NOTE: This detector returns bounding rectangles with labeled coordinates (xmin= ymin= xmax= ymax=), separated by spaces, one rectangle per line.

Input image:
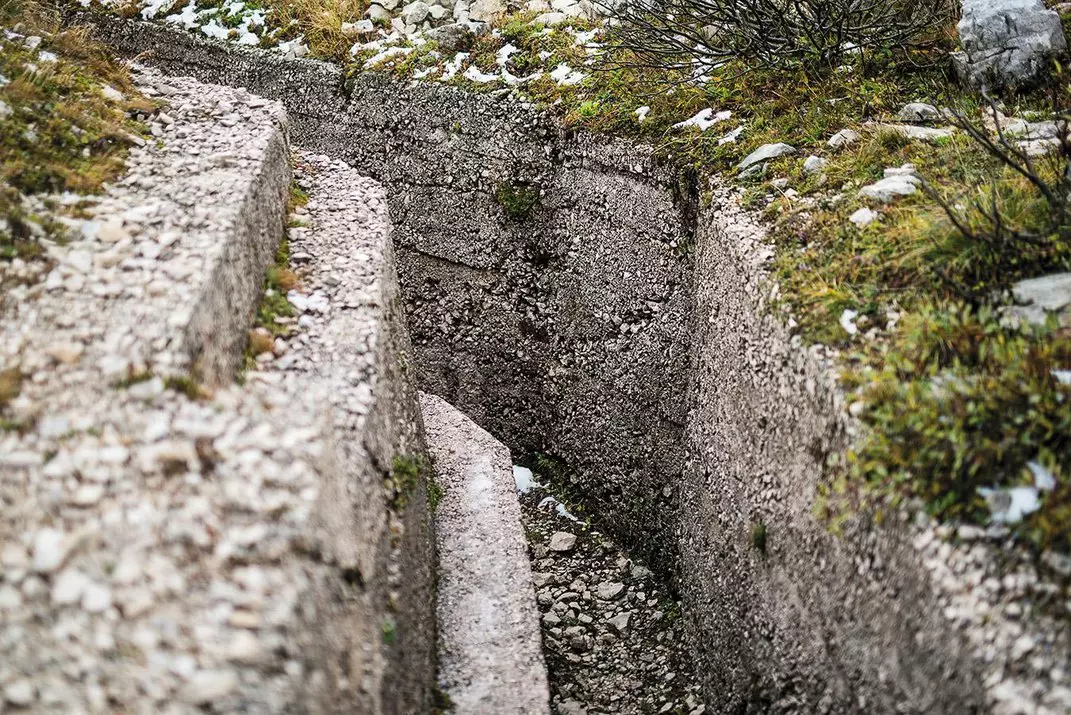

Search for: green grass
xmin=1 ymin=2 xmax=153 ymax=265
xmin=494 ymin=181 xmax=540 ymax=221
xmin=836 ymin=304 xmax=1071 ymax=551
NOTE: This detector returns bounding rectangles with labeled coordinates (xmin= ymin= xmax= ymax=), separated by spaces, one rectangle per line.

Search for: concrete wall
xmin=79 ymin=15 xmax=998 ymax=712
xmin=83 ymin=18 xmax=696 ymax=570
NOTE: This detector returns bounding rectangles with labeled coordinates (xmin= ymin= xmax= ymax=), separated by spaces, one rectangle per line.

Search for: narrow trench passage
xmin=513 ymin=466 xmax=706 ymax=715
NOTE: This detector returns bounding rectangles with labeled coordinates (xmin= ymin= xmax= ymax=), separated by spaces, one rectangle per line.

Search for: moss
xmin=427 ymin=480 xmax=444 ymax=513
xmin=381 ymin=617 xmax=396 ymax=645
xmin=388 ymin=454 xmax=426 ymax=510
xmin=163 ymin=374 xmax=210 ymax=400
xmin=494 ymin=181 xmax=540 ymax=221
xmin=750 ymin=520 xmax=768 ymax=554
xmin=1 ymin=3 xmax=153 ymax=274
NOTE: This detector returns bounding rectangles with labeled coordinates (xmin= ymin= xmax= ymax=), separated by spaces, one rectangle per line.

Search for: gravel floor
xmin=517 ymin=474 xmax=706 ymax=715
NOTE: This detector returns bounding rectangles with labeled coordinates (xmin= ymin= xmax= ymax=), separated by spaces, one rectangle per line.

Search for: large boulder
xmin=956 ymin=0 xmax=1068 ymax=91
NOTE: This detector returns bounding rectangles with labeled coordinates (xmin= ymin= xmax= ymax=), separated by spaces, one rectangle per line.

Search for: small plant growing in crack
xmin=388 ymin=454 xmax=427 ymax=510
xmin=750 ymin=520 xmax=767 ymax=554
xmin=495 ymin=181 xmax=540 ymax=221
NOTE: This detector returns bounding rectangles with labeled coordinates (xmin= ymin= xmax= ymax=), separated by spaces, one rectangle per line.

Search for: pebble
xmin=549 ymin=531 xmax=577 ymax=552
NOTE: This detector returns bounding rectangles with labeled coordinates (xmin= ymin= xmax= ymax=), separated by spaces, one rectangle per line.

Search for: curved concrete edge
xmin=420 ymin=392 xmax=550 ymax=715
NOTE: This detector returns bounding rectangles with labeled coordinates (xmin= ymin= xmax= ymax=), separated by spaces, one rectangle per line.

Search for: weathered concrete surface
xmin=679 ymin=188 xmax=988 ymax=713
xmin=0 ymin=75 xmax=436 ymax=713
xmin=76 ymin=13 xmax=694 ymax=573
xmin=420 ymin=393 xmax=549 ymax=714
xmin=73 ymin=14 xmax=1068 ymax=714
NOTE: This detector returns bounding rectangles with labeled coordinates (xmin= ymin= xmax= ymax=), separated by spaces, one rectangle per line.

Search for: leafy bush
xmin=605 ymin=0 xmax=954 ymax=77
xmin=846 ymin=302 xmax=1071 ymax=550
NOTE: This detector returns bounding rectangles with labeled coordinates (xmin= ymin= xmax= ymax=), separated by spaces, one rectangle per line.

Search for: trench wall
xmin=81 ymin=15 xmax=989 ymax=712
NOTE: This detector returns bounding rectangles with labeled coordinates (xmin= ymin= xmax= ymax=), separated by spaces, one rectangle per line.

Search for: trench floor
xmin=517 ymin=471 xmax=706 ymax=715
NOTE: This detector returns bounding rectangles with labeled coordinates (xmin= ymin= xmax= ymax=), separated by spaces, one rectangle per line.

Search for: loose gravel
xmin=519 ymin=480 xmax=706 ymax=715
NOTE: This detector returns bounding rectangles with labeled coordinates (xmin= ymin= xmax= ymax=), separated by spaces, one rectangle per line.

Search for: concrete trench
xmin=75 ymin=14 xmax=1012 ymax=714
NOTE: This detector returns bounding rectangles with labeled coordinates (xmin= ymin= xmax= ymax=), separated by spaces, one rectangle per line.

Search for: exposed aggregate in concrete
xmin=0 ymin=73 xmax=434 ymax=713
xmin=421 ymin=393 xmax=550 ymax=714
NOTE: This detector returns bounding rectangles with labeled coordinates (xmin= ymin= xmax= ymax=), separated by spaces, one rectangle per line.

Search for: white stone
xmin=737 ymin=143 xmax=796 ymax=171
xmin=52 ymin=569 xmax=91 ymax=605
xmin=548 ymin=531 xmax=577 ymax=552
xmin=803 ymin=155 xmax=828 ymax=174
xmin=858 ymin=173 xmax=920 ymax=203
xmin=181 ymin=670 xmax=239 ymax=704
xmin=896 ymin=103 xmax=941 ymax=122
xmin=849 ymin=207 xmax=880 ymax=227
xmin=32 ymin=529 xmax=68 ymax=573
xmin=4 ymin=679 xmax=35 ymax=707
xmin=827 ymin=128 xmax=861 ymax=150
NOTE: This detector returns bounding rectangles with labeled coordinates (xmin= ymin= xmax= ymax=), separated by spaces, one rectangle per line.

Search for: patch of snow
xmin=37 ymin=50 xmax=56 ymax=62
xmin=364 ymin=45 xmax=412 ymax=67
xmin=140 ymin=0 xmax=173 ymax=20
xmin=440 ymin=52 xmax=469 ymax=81
xmin=635 ymin=106 xmax=650 ymax=122
xmin=549 ymin=63 xmax=585 ymax=86
xmin=1027 ymin=461 xmax=1057 ymax=491
xmin=538 ymin=496 xmax=582 ymax=523
xmin=166 ymin=1 xmax=202 ymax=30
xmin=1053 ymin=370 xmax=1071 ymax=385
xmin=496 ymin=42 xmax=518 ymax=66
xmin=464 ymin=64 xmax=499 ymax=83
xmin=978 ymin=485 xmax=1041 ymax=524
xmin=839 ymin=309 xmax=859 ymax=336
xmin=201 ymin=21 xmax=230 ymax=41
xmin=673 ymin=108 xmax=731 ymax=131
xmin=413 ymin=66 xmax=440 ymax=79
xmin=513 ymin=465 xmax=539 ymax=493
xmin=718 ymin=125 xmax=744 ymax=145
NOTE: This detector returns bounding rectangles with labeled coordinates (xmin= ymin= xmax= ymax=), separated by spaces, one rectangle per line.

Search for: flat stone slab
xmin=420 ymin=392 xmax=550 ymax=715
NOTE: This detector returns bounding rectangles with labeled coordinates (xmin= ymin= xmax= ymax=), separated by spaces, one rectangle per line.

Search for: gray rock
xmin=1008 ymin=272 xmax=1071 ymax=324
xmin=827 ymin=128 xmax=861 ymax=150
xmin=5 ymin=679 xmax=35 ymax=707
xmin=737 ymin=143 xmax=796 ymax=171
xmin=849 ymin=207 xmax=880 ymax=227
xmin=549 ymin=531 xmax=577 ymax=552
xmin=803 ymin=155 xmax=828 ymax=174
xmin=365 ymin=4 xmax=392 ymax=22
xmin=858 ymin=168 xmax=921 ymax=203
xmin=596 ymin=581 xmax=625 ymax=600
xmin=877 ymin=123 xmax=955 ymax=141
xmin=957 ymin=0 xmax=1068 ymax=90
xmin=896 ymin=102 xmax=941 ymax=123
xmin=468 ymin=0 xmax=506 ymax=21
xmin=401 ymin=1 xmax=430 ymax=25
xmin=426 ymin=22 xmax=474 ymax=51
xmin=608 ymin=611 xmax=631 ymax=634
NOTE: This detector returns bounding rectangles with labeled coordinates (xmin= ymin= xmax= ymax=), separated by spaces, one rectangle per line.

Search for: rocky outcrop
xmin=956 ymin=0 xmax=1068 ymax=91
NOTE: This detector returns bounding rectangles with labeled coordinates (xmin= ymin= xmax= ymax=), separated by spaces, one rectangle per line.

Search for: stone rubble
xmin=519 ymin=482 xmax=705 ymax=715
